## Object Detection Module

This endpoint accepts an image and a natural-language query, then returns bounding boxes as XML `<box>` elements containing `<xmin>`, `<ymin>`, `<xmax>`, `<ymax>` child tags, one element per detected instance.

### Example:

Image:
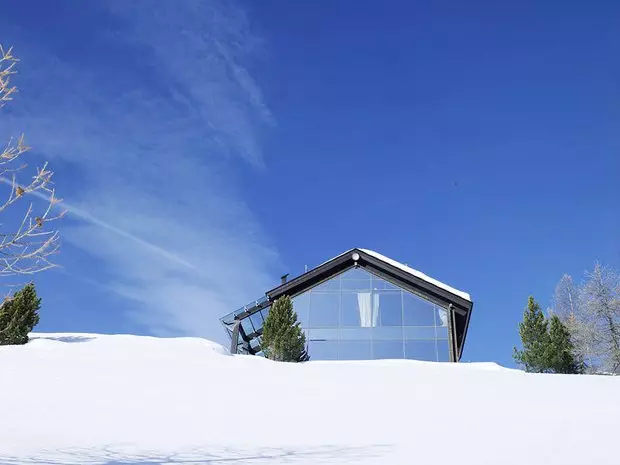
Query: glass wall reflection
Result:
<box><xmin>294</xmin><ymin>267</ymin><xmax>451</xmax><ymax>361</ymax></box>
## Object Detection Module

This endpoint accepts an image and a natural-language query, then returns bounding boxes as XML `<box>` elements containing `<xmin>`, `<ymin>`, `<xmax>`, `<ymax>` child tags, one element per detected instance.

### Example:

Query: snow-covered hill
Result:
<box><xmin>0</xmin><ymin>333</ymin><xmax>617</xmax><ymax>464</ymax></box>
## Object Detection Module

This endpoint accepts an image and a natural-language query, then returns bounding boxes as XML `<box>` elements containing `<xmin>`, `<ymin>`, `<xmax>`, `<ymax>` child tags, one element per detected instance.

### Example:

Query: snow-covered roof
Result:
<box><xmin>359</xmin><ymin>248</ymin><xmax>472</xmax><ymax>302</ymax></box>
<box><xmin>308</xmin><ymin>247</ymin><xmax>471</xmax><ymax>302</ymax></box>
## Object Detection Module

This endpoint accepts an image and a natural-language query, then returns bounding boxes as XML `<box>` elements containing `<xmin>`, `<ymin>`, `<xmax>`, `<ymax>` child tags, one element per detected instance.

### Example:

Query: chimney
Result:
<box><xmin>281</xmin><ymin>273</ymin><xmax>289</xmax><ymax>284</ymax></box>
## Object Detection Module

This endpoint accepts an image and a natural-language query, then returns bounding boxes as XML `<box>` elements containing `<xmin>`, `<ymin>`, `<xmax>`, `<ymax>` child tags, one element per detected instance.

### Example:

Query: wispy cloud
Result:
<box><xmin>2</xmin><ymin>0</ymin><xmax>280</xmax><ymax>340</ymax></box>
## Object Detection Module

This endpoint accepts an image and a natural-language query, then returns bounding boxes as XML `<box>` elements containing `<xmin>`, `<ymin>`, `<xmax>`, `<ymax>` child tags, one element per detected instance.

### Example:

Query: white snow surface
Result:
<box><xmin>1</xmin><ymin>333</ymin><xmax>618</xmax><ymax>464</ymax></box>
<box><xmin>359</xmin><ymin>249</ymin><xmax>472</xmax><ymax>302</ymax></box>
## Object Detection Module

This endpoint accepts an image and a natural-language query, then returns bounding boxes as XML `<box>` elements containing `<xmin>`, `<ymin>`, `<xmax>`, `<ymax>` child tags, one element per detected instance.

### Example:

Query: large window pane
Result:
<box><xmin>313</xmin><ymin>276</ymin><xmax>341</xmax><ymax>292</ymax></box>
<box><xmin>342</xmin><ymin>279</ymin><xmax>372</xmax><ymax>291</ymax></box>
<box><xmin>241</xmin><ymin>317</ymin><xmax>255</xmax><ymax>337</ymax></box>
<box><xmin>341</xmin><ymin>267</ymin><xmax>372</xmax><ymax>291</ymax></box>
<box><xmin>341</xmin><ymin>327</ymin><xmax>372</xmax><ymax>340</ymax></box>
<box><xmin>309</xmin><ymin>292</ymin><xmax>340</xmax><ymax>326</ymax></box>
<box><xmin>340</xmin><ymin>267</ymin><xmax>372</xmax><ymax>280</ymax></box>
<box><xmin>373</xmin><ymin>326</ymin><xmax>403</xmax><ymax>341</ymax></box>
<box><xmin>371</xmin><ymin>275</ymin><xmax>400</xmax><ymax>290</ymax></box>
<box><xmin>435</xmin><ymin>306</ymin><xmax>449</xmax><ymax>327</ymax></box>
<box><xmin>292</xmin><ymin>293</ymin><xmax>310</xmax><ymax>328</ymax></box>
<box><xmin>435</xmin><ymin>325</ymin><xmax>449</xmax><ymax>340</ymax></box>
<box><xmin>339</xmin><ymin>341</ymin><xmax>372</xmax><ymax>360</ymax></box>
<box><xmin>341</xmin><ymin>292</ymin><xmax>361</xmax><ymax>326</ymax></box>
<box><xmin>375</xmin><ymin>291</ymin><xmax>403</xmax><ymax>326</ymax></box>
<box><xmin>250</xmin><ymin>311</ymin><xmax>264</xmax><ymax>334</ymax></box>
<box><xmin>307</xmin><ymin>328</ymin><xmax>340</xmax><ymax>341</ymax></box>
<box><xmin>405</xmin><ymin>340</ymin><xmax>437</xmax><ymax>361</ymax></box>
<box><xmin>358</xmin><ymin>291</ymin><xmax>378</xmax><ymax>327</ymax></box>
<box><xmin>373</xmin><ymin>341</ymin><xmax>405</xmax><ymax>360</ymax></box>
<box><xmin>437</xmin><ymin>340</ymin><xmax>451</xmax><ymax>362</ymax></box>
<box><xmin>339</xmin><ymin>291</ymin><xmax>378</xmax><ymax>327</ymax></box>
<box><xmin>403</xmin><ymin>292</ymin><xmax>435</xmax><ymax>326</ymax></box>
<box><xmin>403</xmin><ymin>326</ymin><xmax>437</xmax><ymax>340</ymax></box>
<box><xmin>309</xmin><ymin>340</ymin><xmax>338</xmax><ymax>360</ymax></box>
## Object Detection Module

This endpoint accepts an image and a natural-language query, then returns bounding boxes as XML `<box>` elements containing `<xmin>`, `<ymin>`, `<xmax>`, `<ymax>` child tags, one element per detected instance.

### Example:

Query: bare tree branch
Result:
<box><xmin>553</xmin><ymin>265</ymin><xmax>620</xmax><ymax>374</ymax></box>
<box><xmin>0</xmin><ymin>45</ymin><xmax>19</xmax><ymax>106</ymax></box>
<box><xmin>0</xmin><ymin>45</ymin><xmax>64</xmax><ymax>278</ymax></box>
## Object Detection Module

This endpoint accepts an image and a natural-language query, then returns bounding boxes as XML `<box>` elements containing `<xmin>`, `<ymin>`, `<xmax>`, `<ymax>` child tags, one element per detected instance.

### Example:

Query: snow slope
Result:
<box><xmin>0</xmin><ymin>333</ymin><xmax>618</xmax><ymax>465</ymax></box>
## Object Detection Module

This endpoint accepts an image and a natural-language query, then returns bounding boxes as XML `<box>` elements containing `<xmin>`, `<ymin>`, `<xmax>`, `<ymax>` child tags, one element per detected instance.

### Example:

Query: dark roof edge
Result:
<box><xmin>267</xmin><ymin>250</ymin><xmax>353</xmax><ymax>299</ymax></box>
<box><xmin>267</xmin><ymin>248</ymin><xmax>472</xmax><ymax>308</ymax></box>
<box><xmin>458</xmin><ymin>300</ymin><xmax>474</xmax><ymax>360</ymax></box>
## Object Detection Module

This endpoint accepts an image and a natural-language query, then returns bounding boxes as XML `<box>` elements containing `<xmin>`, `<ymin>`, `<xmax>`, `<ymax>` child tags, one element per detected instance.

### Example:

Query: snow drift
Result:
<box><xmin>0</xmin><ymin>333</ymin><xmax>618</xmax><ymax>464</ymax></box>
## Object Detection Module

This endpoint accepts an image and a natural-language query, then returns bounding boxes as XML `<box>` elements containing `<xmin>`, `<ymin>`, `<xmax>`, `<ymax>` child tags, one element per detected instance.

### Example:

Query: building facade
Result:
<box><xmin>220</xmin><ymin>248</ymin><xmax>473</xmax><ymax>362</ymax></box>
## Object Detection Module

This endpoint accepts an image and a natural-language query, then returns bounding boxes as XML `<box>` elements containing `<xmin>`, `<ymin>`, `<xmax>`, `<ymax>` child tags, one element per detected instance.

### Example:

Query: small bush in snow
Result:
<box><xmin>0</xmin><ymin>282</ymin><xmax>41</xmax><ymax>345</ymax></box>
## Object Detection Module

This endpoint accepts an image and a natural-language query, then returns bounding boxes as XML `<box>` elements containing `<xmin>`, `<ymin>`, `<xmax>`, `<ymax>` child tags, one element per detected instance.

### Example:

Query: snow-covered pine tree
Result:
<box><xmin>261</xmin><ymin>295</ymin><xmax>308</xmax><ymax>362</ymax></box>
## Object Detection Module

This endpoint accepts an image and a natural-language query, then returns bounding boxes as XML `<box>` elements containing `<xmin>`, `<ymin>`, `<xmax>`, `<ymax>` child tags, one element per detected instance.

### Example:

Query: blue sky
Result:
<box><xmin>1</xmin><ymin>1</ymin><xmax>618</xmax><ymax>367</ymax></box>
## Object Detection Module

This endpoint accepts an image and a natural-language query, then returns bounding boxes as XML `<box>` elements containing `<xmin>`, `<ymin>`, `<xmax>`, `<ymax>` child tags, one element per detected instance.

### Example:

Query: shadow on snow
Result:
<box><xmin>0</xmin><ymin>444</ymin><xmax>393</xmax><ymax>464</ymax></box>
<box><xmin>31</xmin><ymin>335</ymin><xmax>97</xmax><ymax>344</ymax></box>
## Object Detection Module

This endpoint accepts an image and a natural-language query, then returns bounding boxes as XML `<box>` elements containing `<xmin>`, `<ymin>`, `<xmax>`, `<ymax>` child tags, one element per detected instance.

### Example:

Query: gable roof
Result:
<box><xmin>269</xmin><ymin>247</ymin><xmax>471</xmax><ymax>303</ymax></box>
<box><xmin>267</xmin><ymin>247</ymin><xmax>474</xmax><ymax>360</ymax></box>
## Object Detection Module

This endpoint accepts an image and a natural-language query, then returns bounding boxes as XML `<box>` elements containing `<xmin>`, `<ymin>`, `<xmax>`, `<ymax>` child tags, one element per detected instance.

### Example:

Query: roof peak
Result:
<box><xmin>295</xmin><ymin>247</ymin><xmax>471</xmax><ymax>303</ymax></box>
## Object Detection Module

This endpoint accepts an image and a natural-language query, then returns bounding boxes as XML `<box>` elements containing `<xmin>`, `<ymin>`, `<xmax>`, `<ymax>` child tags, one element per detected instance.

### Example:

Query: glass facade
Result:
<box><xmin>220</xmin><ymin>267</ymin><xmax>453</xmax><ymax>362</ymax></box>
<box><xmin>219</xmin><ymin>296</ymin><xmax>270</xmax><ymax>356</ymax></box>
<box><xmin>294</xmin><ymin>267</ymin><xmax>451</xmax><ymax>361</ymax></box>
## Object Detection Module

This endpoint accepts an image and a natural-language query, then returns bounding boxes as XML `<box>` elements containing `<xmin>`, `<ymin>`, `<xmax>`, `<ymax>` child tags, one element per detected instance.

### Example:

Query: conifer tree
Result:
<box><xmin>546</xmin><ymin>315</ymin><xmax>584</xmax><ymax>374</ymax></box>
<box><xmin>513</xmin><ymin>296</ymin><xmax>550</xmax><ymax>372</ymax></box>
<box><xmin>0</xmin><ymin>282</ymin><xmax>41</xmax><ymax>345</ymax></box>
<box><xmin>261</xmin><ymin>295</ymin><xmax>309</xmax><ymax>362</ymax></box>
